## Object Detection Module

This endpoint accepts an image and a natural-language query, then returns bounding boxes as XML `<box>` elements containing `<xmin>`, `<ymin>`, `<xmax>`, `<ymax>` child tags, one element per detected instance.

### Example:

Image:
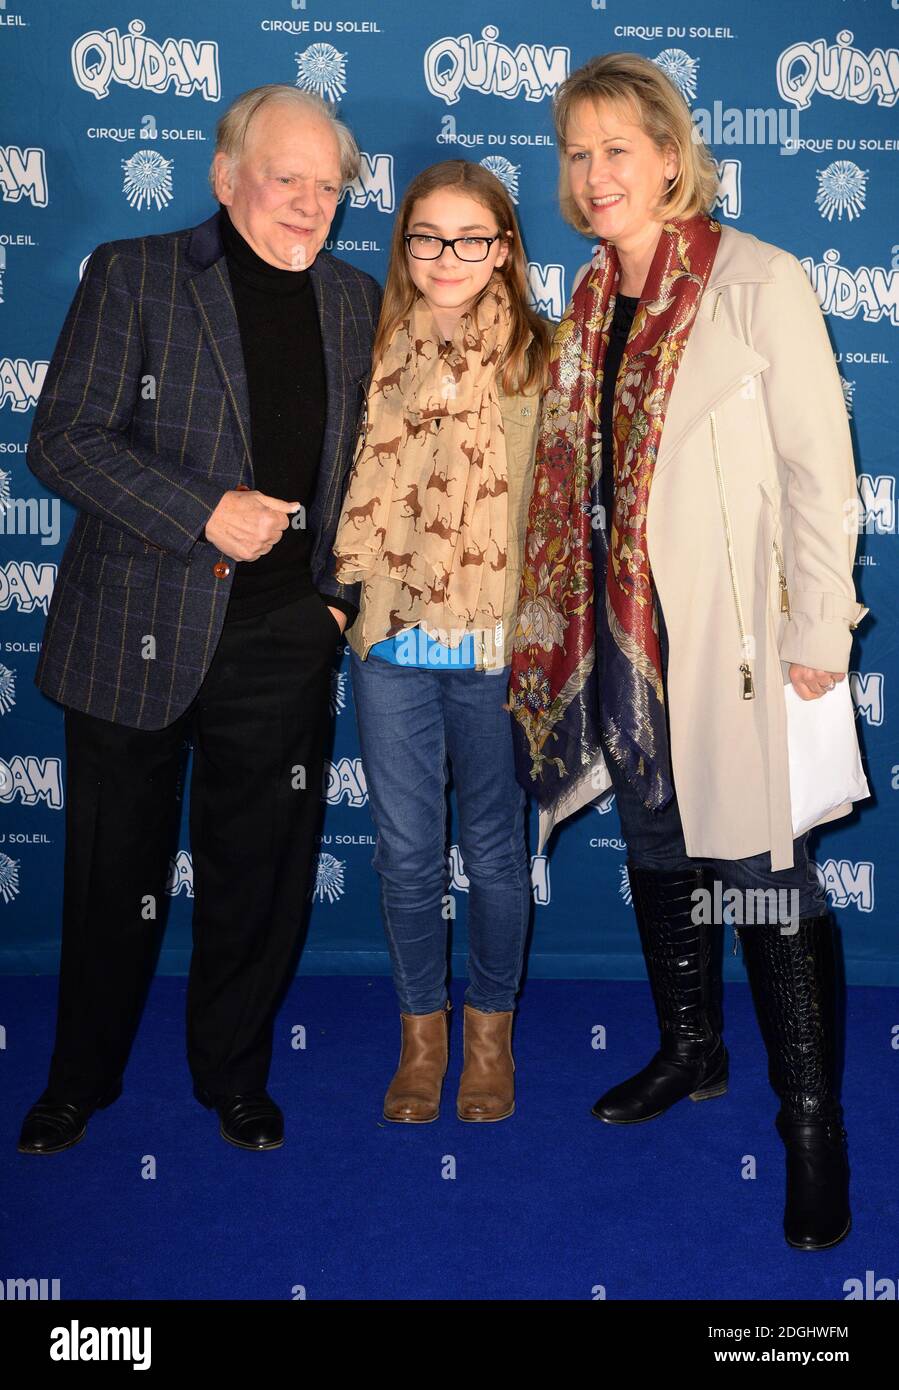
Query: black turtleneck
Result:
<box><xmin>216</xmin><ymin>205</ymin><xmax>327</xmax><ymax>622</ymax></box>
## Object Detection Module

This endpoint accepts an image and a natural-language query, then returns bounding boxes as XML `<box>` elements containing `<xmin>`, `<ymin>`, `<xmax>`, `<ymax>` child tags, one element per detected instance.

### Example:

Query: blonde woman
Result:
<box><xmin>333</xmin><ymin>161</ymin><xmax>550</xmax><ymax>1124</ymax></box>
<box><xmin>509</xmin><ymin>54</ymin><xmax>868</xmax><ymax>1248</ymax></box>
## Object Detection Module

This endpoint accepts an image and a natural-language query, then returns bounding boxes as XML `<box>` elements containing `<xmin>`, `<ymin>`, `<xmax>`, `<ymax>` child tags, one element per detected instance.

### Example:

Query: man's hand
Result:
<box><xmin>789</xmin><ymin>664</ymin><xmax>845</xmax><ymax>700</ymax></box>
<box><xmin>204</xmin><ymin>489</ymin><xmax>301</xmax><ymax>561</ymax></box>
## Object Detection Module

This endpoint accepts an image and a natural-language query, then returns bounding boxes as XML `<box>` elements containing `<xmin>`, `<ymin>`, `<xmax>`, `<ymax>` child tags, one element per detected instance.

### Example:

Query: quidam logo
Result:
<box><xmin>325</xmin><ymin>757</ymin><xmax>367</xmax><ymax>807</ymax></box>
<box><xmin>122</xmin><ymin>150</ymin><xmax>173</xmax><ymax>211</ymax></box>
<box><xmin>424</xmin><ymin>26</ymin><xmax>569</xmax><ymax>106</ymax></box>
<box><xmin>850</xmin><ymin>671</ymin><xmax>883</xmax><ymax>726</ymax></box>
<box><xmin>0</xmin><ymin>146</ymin><xmax>48</xmax><ymax>206</ymax></box>
<box><xmin>777</xmin><ymin>31</ymin><xmax>899</xmax><ymax>110</ymax></box>
<box><xmin>714</xmin><ymin>158</ymin><xmax>741</xmax><ymax>218</ymax></box>
<box><xmin>0</xmin><ymin>663</ymin><xmax>17</xmax><ymax>716</ymax></box>
<box><xmin>0</xmin><ymin>359</ymin><xmax>48</xmax><ymax>411</ymax></box>
<box><xmin>480</xmin><ymin>155</ymin><xmax>519</xmax><ymax>202</ymax></box>
<box><xmin>0</xmin><ymin>851</ymin><xmax>20</xmax><ymax>905</ymax></box>
<box><xmin>311</xmin><ymin>851</ymin><xmax>345</xmax><ymax>903</ymax></box>
<box><xmin>0</xmin><ymin>561</ymin><xmax>56</xmax><ymax>614</ymax></box>
<box><xmin>71</xmin><ymin>18</ymin><xmax>221</xmax><ymax>101</ymax></box>
<box><xmin>339</xmin><ymin>153</ymin><xmax>395</xmax><ymax>212</ymax></box>
<box><xmin>854</xmin><ymin>473</ymin><xmax>895</xmax><ymax>533</ymax></box>
<box><xmin>527</xmin><ymin>262</ymin><xmax>566</xmax><ymax>322</ymax></box>
<box><xmin>801</xmin><ymin>250</ymin><xmax>899</xmax><ymax>325</ymax></box>
<box><xmin>653</xmin><ymin>48</ymin><xmax>699</xmax><ymax>103</ymax></box>
<box><xmin>330</xmin><ymin>670</ymin><xmax>347</xmax><ymax>717</ymax></box>
<box><xmin>448</xmin><ymin>844</ymin><xmax>551</xmax><ymax>904</ymax></box>
<box><xmin>815</xmin><ymin>858</ymin><xmax>874</xmax><ymax>912</ymax></box>
<box><xmin>166</xmin><ymin>850</ymin><xmax>193</xmax><ymax>897</ymax></box>
<box><xmin>295</xmin><ymin>42</ymin><xmax>347</xmax><ymax>101</ymax></box>
<box><xmin>840</xmin><ymin>377</ymin><xmax>856</xmax><ymax>417</ymax></box>
<box><xmin>0</xmin><ymin>755</ymin><xmax>63</xmax><ymax>808</ymax></box>
<box><xmin>816</xmin><ymin>161</ymin><xmax>868</xmax><ymax>221</ymax></box>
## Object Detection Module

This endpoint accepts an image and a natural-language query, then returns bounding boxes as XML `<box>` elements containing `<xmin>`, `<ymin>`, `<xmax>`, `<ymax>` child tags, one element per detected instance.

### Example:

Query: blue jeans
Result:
<box><xmin>349</xmin><ymin>651</ymin><xmax>531</xmax><ymax>1013</ymax></box>
<box><xmin>598</xmin><ymin>593</ymin><xmax>826</xmax><ymax>921</ymax></box>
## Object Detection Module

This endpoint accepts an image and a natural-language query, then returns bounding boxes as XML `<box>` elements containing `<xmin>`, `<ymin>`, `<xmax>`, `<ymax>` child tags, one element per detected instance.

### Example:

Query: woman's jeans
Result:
<box><xmin>599</xmin><ymin>596</ymin><xmax>827</xmax><ymax>925</ymax></box>
<box><xmin>349</xmin><ymin>650</ymin><xmax>531</xmax><ymax>1014</ymax></box>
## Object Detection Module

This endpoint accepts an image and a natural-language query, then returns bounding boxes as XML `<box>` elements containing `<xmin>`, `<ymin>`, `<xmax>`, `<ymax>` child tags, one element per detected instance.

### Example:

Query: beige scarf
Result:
<box><xmin>333</xmin><ymin>274</ymin><xmax>512</xmax><ymax>643</ymax></box>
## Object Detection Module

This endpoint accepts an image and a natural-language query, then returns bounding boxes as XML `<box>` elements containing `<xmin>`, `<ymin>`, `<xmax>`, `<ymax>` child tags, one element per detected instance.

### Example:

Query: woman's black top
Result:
<box><xmin>599</xmin><ymin>292</ymin><xmax>640</xmax><ymax>532</ymax></box>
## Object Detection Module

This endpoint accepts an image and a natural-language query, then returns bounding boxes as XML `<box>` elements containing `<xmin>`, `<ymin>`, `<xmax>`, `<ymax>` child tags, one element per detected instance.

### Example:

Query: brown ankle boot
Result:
<box><xmin>457</xmin><ymin>1005</ymin><xmax>515</xmax><ymax>1122</ymax></box>
<box><xmin>383</xmin><ymin>1002</ymin><xmax>450</xmax><ymax>1123</ymax></box>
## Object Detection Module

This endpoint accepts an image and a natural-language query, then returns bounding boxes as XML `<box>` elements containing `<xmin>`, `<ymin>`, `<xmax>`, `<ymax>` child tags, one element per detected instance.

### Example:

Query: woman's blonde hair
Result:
<box><xmin>553</xmin><ymin>52</ymin><xmax>719</xmax><ymax>231</ymax></box>
<box><xmin>209</xmin><ymin>84</ymin><xmax>360</xmax><ymax>194</ymax></box>
<box><xmin>373</xmin><ymin>160</ymin><xmax>550</xmax><ymax>395</ymax></box>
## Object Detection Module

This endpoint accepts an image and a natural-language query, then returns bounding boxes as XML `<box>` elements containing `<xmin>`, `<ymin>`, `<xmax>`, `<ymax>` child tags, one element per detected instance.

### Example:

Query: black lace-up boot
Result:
<box><xmin>592</xmin><ymin>864</ymin><xmax>728</xmax><ymax>1124</ymax></box>
<box><xmin>738</xmin><ymin>913</ymin><xmax>850</xmax><ymax>1250</ymax></box>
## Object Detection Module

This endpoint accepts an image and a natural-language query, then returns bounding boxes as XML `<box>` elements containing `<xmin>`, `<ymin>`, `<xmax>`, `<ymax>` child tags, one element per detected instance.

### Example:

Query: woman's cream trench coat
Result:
<box><xmin>539</xmin><ymin>224</ymin><xmax>869</xmax><ymax>871</ymax></box>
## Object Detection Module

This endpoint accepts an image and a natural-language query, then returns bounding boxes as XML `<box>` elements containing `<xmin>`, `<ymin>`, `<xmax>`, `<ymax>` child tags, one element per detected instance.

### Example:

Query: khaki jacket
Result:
<box><xmin>344</xmin><ymin>383</ymin><xmax>541</xmax><ymax>670</ymax></box>
<box><xmin>544</xmin><ymin>224</ymin><xmax>869</xmax><ymax>870</ymax></box>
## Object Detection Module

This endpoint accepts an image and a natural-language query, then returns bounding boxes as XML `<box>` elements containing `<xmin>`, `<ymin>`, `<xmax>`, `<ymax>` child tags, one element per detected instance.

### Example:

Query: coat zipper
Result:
<box><xmin>708</xmin><ymin>291</ymin><xmax>755</xmax><ymax>700</ymax></box>
<box><xmin>773</xmin><ymin>538</ymin><xmax>791</xmax><ymax>616</ymax></box>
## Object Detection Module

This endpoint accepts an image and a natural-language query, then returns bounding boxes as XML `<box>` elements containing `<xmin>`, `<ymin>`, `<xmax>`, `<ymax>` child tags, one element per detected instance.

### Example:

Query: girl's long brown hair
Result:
<box><xmin>373</xmin><ymin>160</ymin><xmax>550</xmax><ymax>395</ymax></box>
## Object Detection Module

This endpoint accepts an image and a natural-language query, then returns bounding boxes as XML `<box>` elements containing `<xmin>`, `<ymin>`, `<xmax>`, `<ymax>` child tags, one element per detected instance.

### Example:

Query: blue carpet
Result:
<box><xmin>0</xmin><ymin>976</ymin><xmax>895</xmax><ymax>1301</ymax></box>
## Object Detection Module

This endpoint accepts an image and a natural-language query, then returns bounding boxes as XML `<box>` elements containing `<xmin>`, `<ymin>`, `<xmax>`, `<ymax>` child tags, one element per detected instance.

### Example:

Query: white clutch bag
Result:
<box><xmin>784</xmin><ymin>678</ymin><xmax>870</xmax><ymax>835</ymax></box>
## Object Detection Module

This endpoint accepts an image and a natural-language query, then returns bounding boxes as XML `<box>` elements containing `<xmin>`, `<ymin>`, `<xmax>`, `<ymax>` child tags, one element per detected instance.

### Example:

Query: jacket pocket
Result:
<box><xmin>759</xmin><ymin>479</ymin><xmax>790</xmax><ymax>619</ymax></box>
<box><xmin>70</xmin><ymin>550</ymin><xmax>160</xmax><ymax>593</ymax></box>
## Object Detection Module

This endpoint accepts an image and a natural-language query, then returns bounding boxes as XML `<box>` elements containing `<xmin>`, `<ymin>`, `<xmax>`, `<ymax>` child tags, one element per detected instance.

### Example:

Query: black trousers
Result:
<box><xmin>46</xmin><ymin>591</ymin><xmax>339</xmax><ymax>1104</ymax></box>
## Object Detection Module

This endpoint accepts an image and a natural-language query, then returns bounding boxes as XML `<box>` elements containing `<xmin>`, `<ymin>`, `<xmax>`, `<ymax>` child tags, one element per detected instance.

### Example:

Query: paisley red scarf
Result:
<box><xmin>509</xmin><ymin>215</ymin><xmax>721</xmax><ymax>814</ymax></box>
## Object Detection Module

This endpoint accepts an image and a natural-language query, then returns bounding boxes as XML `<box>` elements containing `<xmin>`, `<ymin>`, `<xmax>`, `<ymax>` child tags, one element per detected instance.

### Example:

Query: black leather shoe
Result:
<box><xmin>17</xmin><ymin>1080</ymin><xmax>122</xmax><ymax>1155</ymax></box>
<box><xmin>593</xmin><ymin>864</ymin><xmax>728</xmax><ymax>1124</ymax></box>
<box><xmin>194</xmin><ymin>1085</ymin><xmax>284</xmax><ymax>1150</ymax></box>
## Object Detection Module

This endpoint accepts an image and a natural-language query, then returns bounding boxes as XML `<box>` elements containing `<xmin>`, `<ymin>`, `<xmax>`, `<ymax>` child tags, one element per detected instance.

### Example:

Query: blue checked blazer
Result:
<box><xmin>27</xmin><ymin>212</ymin><xmax>381</xmax><ymax>730</ymax></box>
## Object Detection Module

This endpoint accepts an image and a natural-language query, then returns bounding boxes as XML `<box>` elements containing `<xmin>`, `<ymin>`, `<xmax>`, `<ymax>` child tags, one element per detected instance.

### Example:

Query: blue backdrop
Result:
<box><xmin>1</xmin><ymin>0</ymin><xmax>896</xmax><ymax>982</ymax></box>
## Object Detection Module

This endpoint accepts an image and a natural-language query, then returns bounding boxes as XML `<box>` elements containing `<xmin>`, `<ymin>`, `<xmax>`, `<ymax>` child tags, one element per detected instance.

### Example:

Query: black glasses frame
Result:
<box><xmin>403</xmin><ymin>233</ymin><xmax>506</xmax><ymax>262</ymax></box>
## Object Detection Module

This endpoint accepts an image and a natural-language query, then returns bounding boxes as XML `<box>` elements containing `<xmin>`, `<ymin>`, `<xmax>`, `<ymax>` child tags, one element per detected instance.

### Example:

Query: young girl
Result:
<box><xmin>333</xmin><ymin>160</ymin><xmax>550</xmax><ymax>1123</ymax></box>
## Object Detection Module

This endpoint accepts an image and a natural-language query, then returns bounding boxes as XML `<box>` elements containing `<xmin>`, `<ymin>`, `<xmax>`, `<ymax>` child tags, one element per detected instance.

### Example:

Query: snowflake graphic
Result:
<box><xmin>480</xmin><ymin>156</ymin><xmax>520</xmax><ymax>204</ymax></box>
<box><xmin>295</xmin><ymin>43</ymin><xmax>348</xmax><ymax>102</ymax></box>
<box><xmin>840</xmin><ymin>376</ymin><xmax>856</xmax><ymax>419</ymax></box>
<box><xmin>0</xmin><ymin>852</ymin><xmax>20</xmax><ymax>905</ymax></box>
<box><xmin>330</xmin><ymin>669</ymin><xmax>347</xmax><ymax>717</ymax></box>
<box><xmin>311</xmin><ymin>851</ymin><xmax>345</xmax><ymax>903</ymax></box>
<box><xmin>0</xmin><ymin>468</ymin><xmax>10</xmax><ymax>514</ymax></box>
<box><xmin>619</xmin><ymin>862</ymin><xmax>632</xmax><ymax>908</ymax></box>
<box><xmin>653</xmin><ymin>48</ymin><xmax>699</xmax><ymax>103</ymax></box>
<box><xmin>816</xmin><ymin>160</ymin><xmax>868</xmax><ymax>222</ymax></box>
<box><xmin>122</xmin><ymin>149</ymin><xmax>173</xmax><ymax>212</ymax></box>
<box><xmin>0</xmin><ymin>663</ymin><xmax>15</xmax><ymax>716</ymax></box>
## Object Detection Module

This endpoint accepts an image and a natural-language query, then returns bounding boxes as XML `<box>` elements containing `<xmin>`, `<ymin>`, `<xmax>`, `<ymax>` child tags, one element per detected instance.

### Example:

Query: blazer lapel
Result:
<box><xmin>185</xmin><ymin>216</ymin><xmax>254</xmax><ymax>477</ymax></box>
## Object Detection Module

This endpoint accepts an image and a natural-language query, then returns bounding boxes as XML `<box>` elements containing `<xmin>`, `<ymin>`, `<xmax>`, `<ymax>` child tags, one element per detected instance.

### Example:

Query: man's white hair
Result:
<box><xmin>208</xmin><ymin>83</ymin><xmax>360</xmax><ymax>195</ymax></box>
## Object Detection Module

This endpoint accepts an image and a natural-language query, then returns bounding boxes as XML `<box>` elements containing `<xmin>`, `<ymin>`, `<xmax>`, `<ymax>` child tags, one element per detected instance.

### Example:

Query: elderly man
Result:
<box><xmin>19</xmin><ymin>86</ymin><xmax>380</xmax><ymax>1153</ymax></box>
